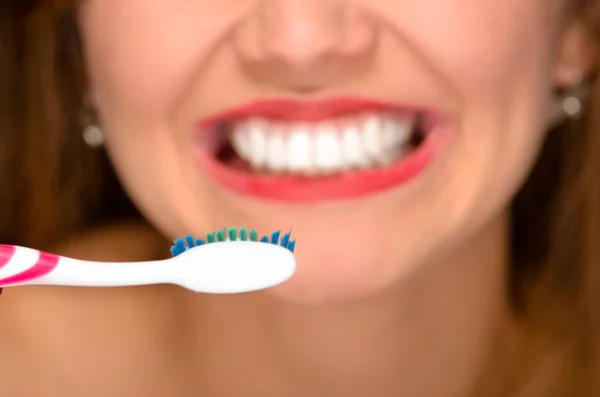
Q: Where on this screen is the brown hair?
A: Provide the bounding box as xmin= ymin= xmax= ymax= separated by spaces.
xmin=1 ymin=1 xmax=139 ymax=249
xmin=6 ymin=0 xmax=600 ymax=395
xmin=0 ymin=4 xmax=20 ymax=240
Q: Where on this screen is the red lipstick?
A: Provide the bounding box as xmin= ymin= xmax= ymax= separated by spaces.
xmin=194 ymin=97 xmax=451 ymax=203
xmin=199 ymin=97 xmax=412 ymax=126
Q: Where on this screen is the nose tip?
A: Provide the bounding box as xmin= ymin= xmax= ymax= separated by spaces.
xmin=260 ymin=1 xmax=342 ymax=69
xmin=233 ymin=1 xmax=378 ymax=90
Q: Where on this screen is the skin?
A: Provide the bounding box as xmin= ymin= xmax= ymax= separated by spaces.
xmin=0 ymin=0 xmax=595 ymax=396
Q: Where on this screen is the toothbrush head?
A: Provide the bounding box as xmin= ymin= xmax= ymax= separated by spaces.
xmin=169 ymin=227 xmax=297 ymax=293
xmin=170 ymin=227 xmax=296 ymax=257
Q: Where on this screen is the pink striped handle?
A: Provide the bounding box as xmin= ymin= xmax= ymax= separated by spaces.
xmin=0 ymin=245 xmax=61 ymax=293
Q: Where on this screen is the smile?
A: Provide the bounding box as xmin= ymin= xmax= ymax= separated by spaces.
xmin=194 ymin=97 xmax=451 ymax=203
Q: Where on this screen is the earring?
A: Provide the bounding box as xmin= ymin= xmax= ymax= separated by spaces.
xmin=81 ymin=95 xmax=105 ymax=148
xmin=548 ymin=69 xmax=592 ymax=128
xmin=82 ymin=124 xmax=105 ymax=148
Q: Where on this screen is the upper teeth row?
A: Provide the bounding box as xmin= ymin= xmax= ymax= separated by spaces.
xmin=229 ymin=114 xmax=415 ymax=175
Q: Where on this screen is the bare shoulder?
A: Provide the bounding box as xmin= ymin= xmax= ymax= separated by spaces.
xmin=52 ymin=218 xmax=170 ymax=261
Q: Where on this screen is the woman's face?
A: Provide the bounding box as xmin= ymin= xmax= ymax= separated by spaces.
xmin=78 ymin=0 xmax=581 ymax=302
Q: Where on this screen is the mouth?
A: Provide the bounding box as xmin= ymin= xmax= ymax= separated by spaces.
xmin=194 ymin=97 xmax=451 ymax=203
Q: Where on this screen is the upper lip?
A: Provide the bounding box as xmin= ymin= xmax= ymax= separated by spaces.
xmin=197 ymin=96 xmax=415 ymax=127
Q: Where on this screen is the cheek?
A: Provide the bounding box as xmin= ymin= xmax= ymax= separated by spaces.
xmin=78 ymin=0 xmax=243 ymax=124
xmin=373 ymin=0 xmax=558 ymax=99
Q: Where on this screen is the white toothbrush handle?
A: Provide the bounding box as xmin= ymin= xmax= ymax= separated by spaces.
xmin=32 ymin=258 xmax=174 ymax=287
xmin=0 ymin=245 xmax=175 ymax=288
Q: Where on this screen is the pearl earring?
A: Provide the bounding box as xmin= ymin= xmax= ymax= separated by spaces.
xmin=81 ymin=94 xmax=105 ymax=148
xmin=82 ymin=124 xmax=105 ymax=148
xmin=548 ymin=69 xmax=592 ymax=129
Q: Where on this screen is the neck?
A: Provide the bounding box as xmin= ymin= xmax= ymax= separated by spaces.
xmin=186 ymin=213 xmax=515 ymax=397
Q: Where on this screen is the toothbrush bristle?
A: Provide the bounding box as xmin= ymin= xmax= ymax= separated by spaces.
xmin=280 ymin=232 xmax=290 ymax=248
xmin=228 ymin=227 xmax=237 ymax=241
xmin=170 ymin=237 xmax=187 ymax=256
xmin=185 ymin=235 xmax=196 ymax=248
xmin=170 ymin=227 xmax=296 ymax=256
xmin=207 ymin=232 xmax=215 ymax=243
xmin=271 ymin=231 xmax=280 ymax=244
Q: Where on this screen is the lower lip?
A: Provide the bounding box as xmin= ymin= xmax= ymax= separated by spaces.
xmin=195 ymin=123 xmax=451 ymax=204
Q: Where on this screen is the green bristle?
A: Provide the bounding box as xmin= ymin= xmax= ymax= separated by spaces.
xmin=250 ymin=229 xmax=258 ymax=241
xmin=217 ymin=229 xmax=226 ymax=242
xmin=206 ymin=232 xmax=215 ymax=243
xmin=240 ymin=228 xmax=248 ymax=241
xmin=228 ymin=227 xmax=237 ymax=241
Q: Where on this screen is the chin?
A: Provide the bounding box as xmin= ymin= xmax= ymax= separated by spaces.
xmin=264 ymin=244 xmax=407 ymax=305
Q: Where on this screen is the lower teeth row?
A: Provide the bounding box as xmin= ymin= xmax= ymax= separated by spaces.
xmin=228 ymin=117 xmax=414 ymax=175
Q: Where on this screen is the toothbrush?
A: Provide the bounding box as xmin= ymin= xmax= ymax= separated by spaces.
xmin=0 ymin=227 xmax=296 ymax=294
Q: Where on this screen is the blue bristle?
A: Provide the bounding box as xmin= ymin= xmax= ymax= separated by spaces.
xmin=170 ymin=238 xmax=187 ymax=256
xmin=270 ymin=230 xmax=280 ymax=244
xmin=185 ymin=235 xmax=196 ymax=248
xmin=175 ymin=238 xmax=186 ymax=251
xmin=288 ymin=240 xmax=296 ymax=253
xmin=260 ymin=236 xmax=269 ymax=243
xmin=195 ymin=239 xmax=205 ymax=246
xmin=280 ymin=232 xmax=290 ymax=248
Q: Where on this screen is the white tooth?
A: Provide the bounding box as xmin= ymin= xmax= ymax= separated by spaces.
xmin=314 ymin=127 xmax=343 ymax=174
xmin=398 ymin=119 xmax=414 ymax=142
xmin=373 ymin=118 xmax=411 ymax=166
xmin=230 ymin=126 xmax=250 ymax=159
xmin=247 ymin=120 xmax=268 ymax=169
xmin=363 ymin=116 xmax=384 ymax=159
xmin=382 ymin=118 xmax=410 ymax=150
xmin=373 ymin=146 xmax=401 ymax=166
xmin=265 ymin=128 xmax=288 ymax=173
xmin=232 ymin=114 xmax=414 ymax=175
xmin=287 ymin=126 xmax=313 ymax=173
xmin=342 ymin=127 xmax=371 ymax=169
